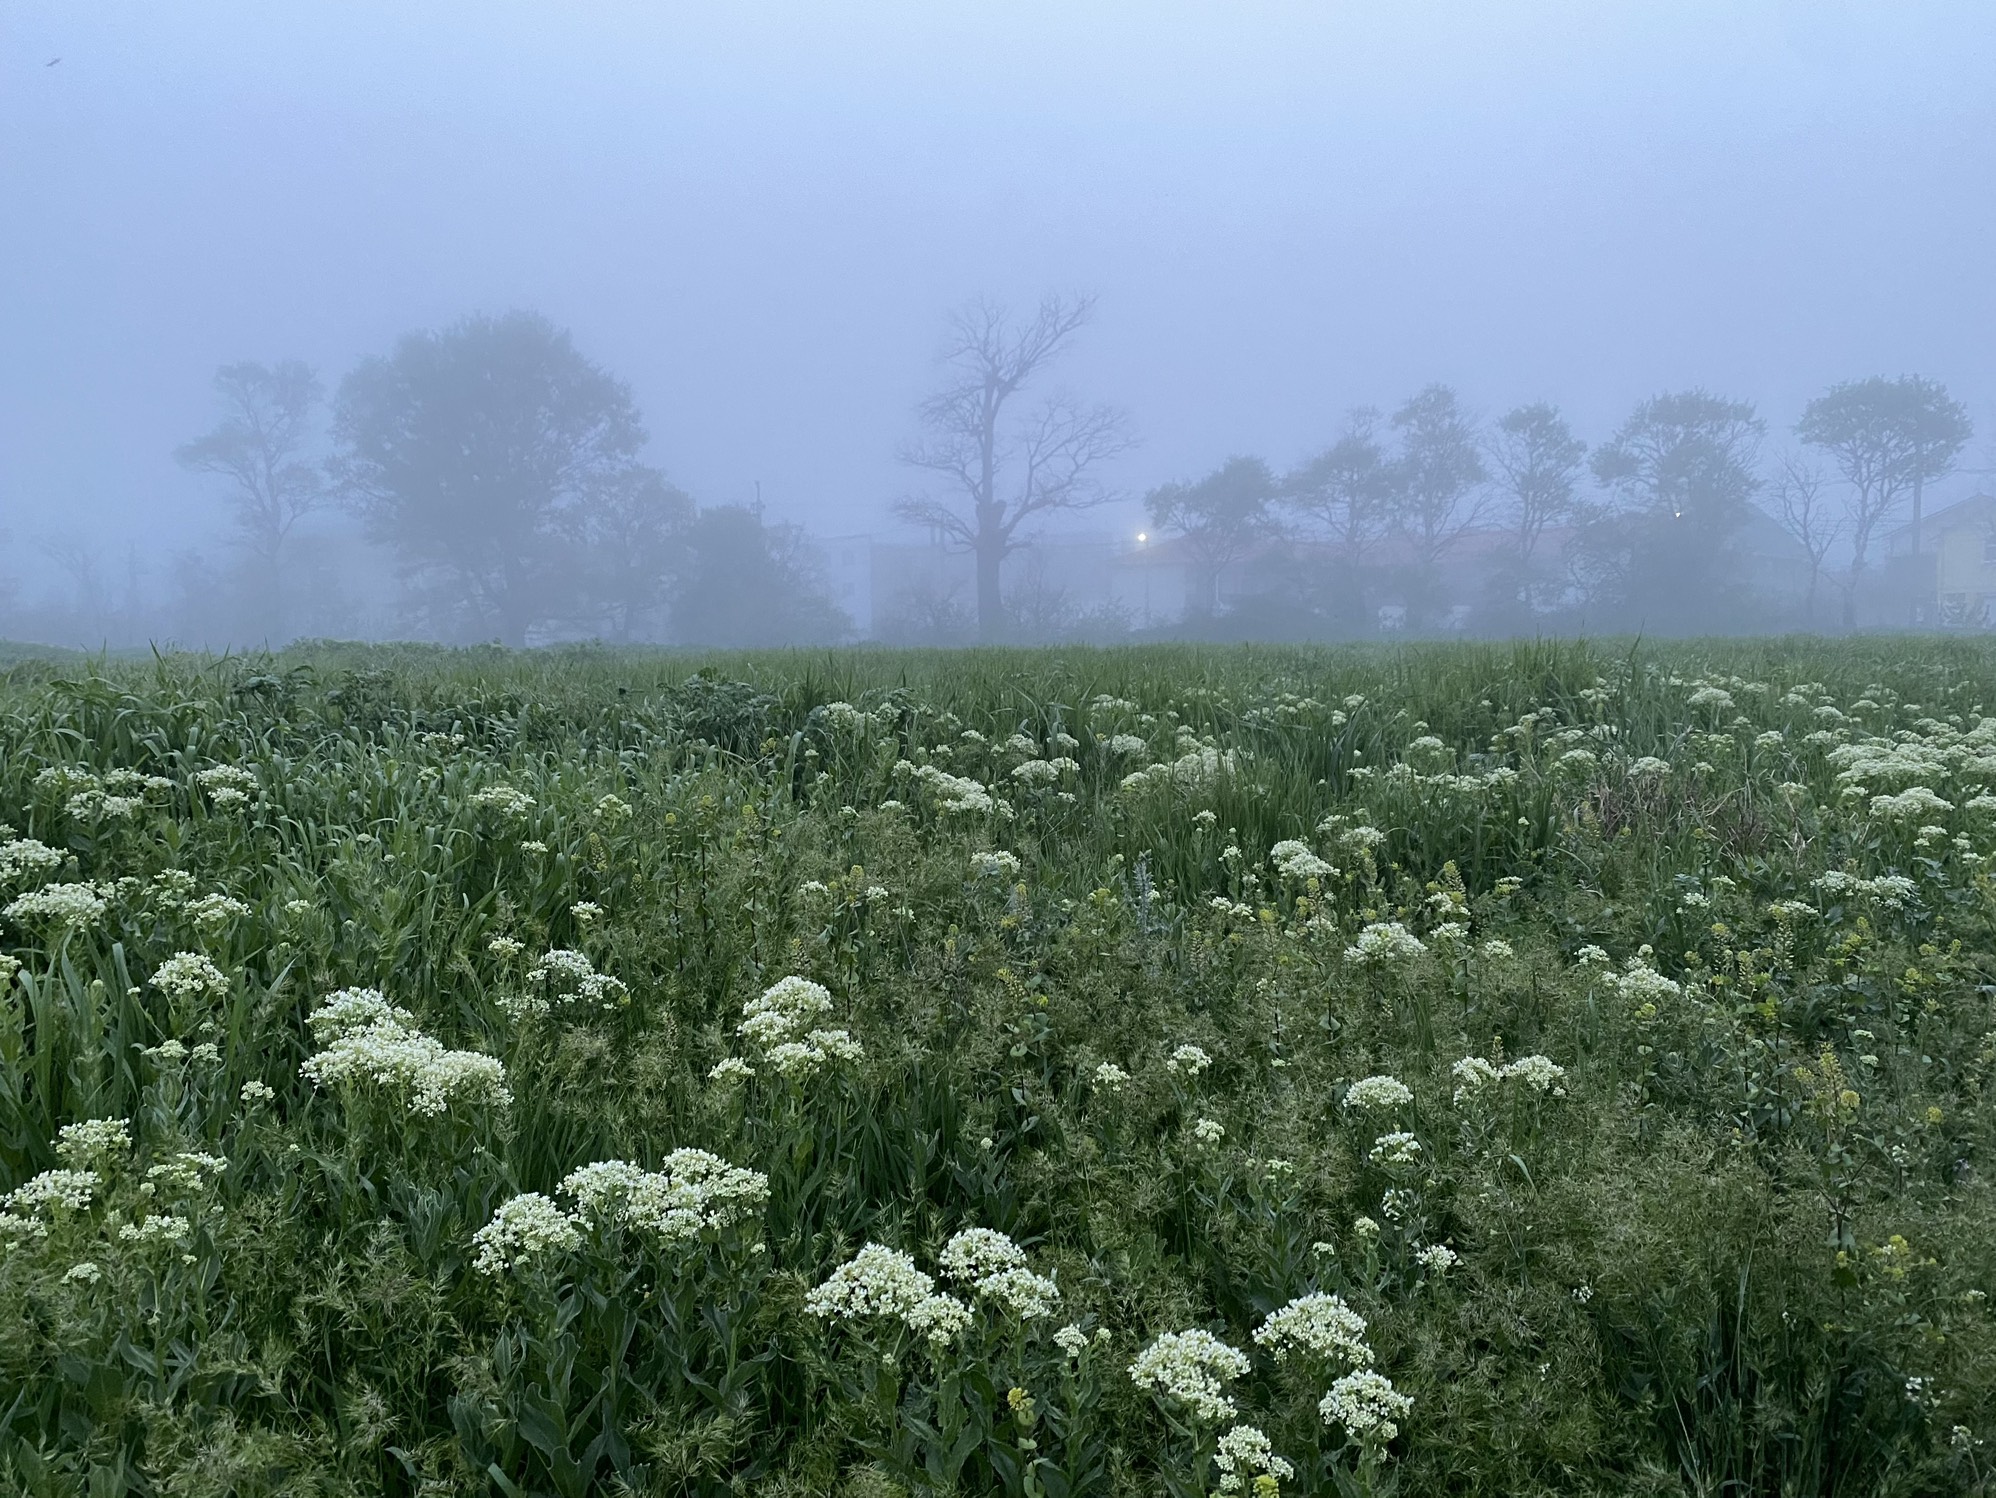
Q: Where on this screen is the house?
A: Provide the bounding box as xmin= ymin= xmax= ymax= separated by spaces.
xmin=1875 ymin=493 xmax=1996 ymax=628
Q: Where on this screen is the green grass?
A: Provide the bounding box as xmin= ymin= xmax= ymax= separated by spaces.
xmin=0 ymin=639 xmax=1992 ymax=1496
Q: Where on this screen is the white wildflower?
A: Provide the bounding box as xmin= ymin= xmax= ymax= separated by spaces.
xmin=1270 ymin=840 xmax=1334 ymax=881
xmin=1368 ymin=1131 xmax=1421 ymax=1167
xmin=0 ymin=838 xmax=64 ymax=887
xmin=468 ymin=785 xmax=535 ymax=817
xmin=1128 ymin=1329 xmax=1251 ymax=1424
xmin=1254 ymin=1292 xmax=1372 ymax=1368
xmin=55 ymin=1118 xmax=130 ymax=1170
xmin=1344 ymin=922 xmax=1427 ymax=967
xmin=1344 ymin=1075 xmax=1412 ymax=1110
xmin=472 ymin=1192 xmax=581 ymax=1276
xmin=1214 ymin=1425 xmax=1294 ymax=1494
xmin=4 ymin=881 xmax=109 ymax=931
xmin=1320 ymin=1368 xmax=1413 ymax=1443
xmin=151 ymin=952 xmax=229 ymax=1000
xmin=5 ymin=1167 xmax=100 ymax=1217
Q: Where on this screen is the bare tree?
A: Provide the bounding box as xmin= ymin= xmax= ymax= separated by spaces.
xmin=176 ymin=362 xmax=327 ymax=569
xmin=895 ymin=296 xmax=1133 ymax=640
xmin=1764 ymin=452 xmax=1844 ymax=629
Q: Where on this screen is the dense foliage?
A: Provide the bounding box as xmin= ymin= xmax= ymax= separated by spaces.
xmin=1 ymin=639 xmax=1993 ymax=1497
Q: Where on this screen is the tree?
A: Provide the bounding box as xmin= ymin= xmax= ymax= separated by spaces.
xmin=1144 ymin=456 xmax=1279 ymax=617
xmin=1281 ymin=409 xmax=1395 ymax=632
xmin=175 ymin=361 xmax=327 ymax=631
xmin=1589 ymin=389 xmax=1764 ymax=633
xmin=1490 ymin=402 xmax=1585 ymax=563
xmin=896 ymin=296 xmax=1133 ymax=640
xmin=668 ymin=505 xmax=850 ymax=647
xmin=1284 ymin=409 xmax=1393 ymax=559
xmin=1763 ymin=453 xmax=1844 ymax=630
xmin=333 ymin=312 xmax=650 ymax=646
xmin=1796 ymin=375 xmax=1973 ymax=625
xmin=566 ymin=468 xmax=695 ymax=642
xmin=1389 ymin=385 xmax=1486 ymax=627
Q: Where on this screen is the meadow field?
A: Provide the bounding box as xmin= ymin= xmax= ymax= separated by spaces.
xmin=1 ymin=639 xmax=1992 ymax=1497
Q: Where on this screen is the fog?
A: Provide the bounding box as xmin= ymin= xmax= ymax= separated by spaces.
xmin=3 ymin=2 xmax=1994 ymax=647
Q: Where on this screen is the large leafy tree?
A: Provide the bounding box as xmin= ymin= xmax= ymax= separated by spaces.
xmin=333 ymin=311 xmax=650 ymax=645
xmin=895 ymin=296 xmax=1133 ymax=641
xmin=1589 ymin=389 xmax=1764 ymax=632
xmin=1796 ymin=375 xmax=1972 ymax=624
xmin=1144 ymin=456 xmax=1279 ymax=617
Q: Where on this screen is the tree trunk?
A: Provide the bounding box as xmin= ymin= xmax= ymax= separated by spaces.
xmin=976 ymin=539 xmax=1004 ymax=642
xmin=1910 ymin=474 xmax=1926 ymax=626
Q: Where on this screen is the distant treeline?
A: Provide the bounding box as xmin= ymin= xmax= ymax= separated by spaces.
xmin=0 ymin=300 xmax=1977 ymax=648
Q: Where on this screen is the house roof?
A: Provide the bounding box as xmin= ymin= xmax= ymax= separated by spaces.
xmin=1883 ymin=493 xmax=1996 ymax=547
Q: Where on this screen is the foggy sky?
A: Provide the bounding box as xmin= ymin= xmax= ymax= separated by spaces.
xmin=4 ymin=1 xmax=1994 ymax=558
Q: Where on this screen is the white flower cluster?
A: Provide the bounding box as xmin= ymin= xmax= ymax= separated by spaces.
xmin=1253 ymin=1292 xmax=1373 ymax=1368
xmin=509 ymin=948 xmax=630 ymax=1018
xmin=1214 ymin=1424 xmax=1294 ymax=1494
xmin=908 ymin=763 xmax=1003 ymax=816
xmin=971 ymin=850 xmax=1022 ymax=879
xmin=1812 ymin=870 xmax=1920 ymax=910
xmin=1270 ymin=840 xmax=1335 ymax=881
xmin=468 ymin=784 xmax=535 ymax=817
xmin=1103 ymin=733 xmax=1148 ymax=756
xmin=1343 ymin=1075 xmax=1412 ymax=1111
xmin=1452 ymin=1053 xmax=1568 ymax=1102
xmin=1011 ymin=757 xmax=1078 ymax=786
xmin=1601 ymin=956 xmax=1682 ymax=1007
xmin=194 ymin=764 xmax=260 ymax=809
xmin=4 ymin=881 xmax=109 ymax=931
xmin=1167 ymin=1043 xmax=1212 ymax=1077
xmin=300 ymin=987 xmax=512 ymax=1117
xmin=151 ymin=952 xmax=230 ymax=1001
xmin=1870 ymin=786 xmax=1954 ymax=820
xmin=1192 ymin=1117 xmax=1226 ymax=1145
xmin=1128 ymin=1328 xmax=1252 ymax=1424
xmin=1093 ymin=1061 xmax=1129 ymax=1089
xmin=0 ymin=837 xmax=63 ymax=887
xmin=739 ymin=975 xmax=833 ymax=1048
xmin=1368 ymin=1131 xmax=1421 ymax=1168
xmin=56 ymin=1118 xmax=131 ymax=1170
xmin=1415 ymin=1243 xmax=1459 ymax=1276
xmin=735 ymin=975 xmax=865 ymax=1078
xmin=1344 ymin=922 xmax=1427 ymax=967
xmin=1319 ymin=1368 xmax=1413 ymax=1443
xmin=938 ymin=1226 xmax=1060 ymax=1318
xmin=562 ymin=1149 xmax=769 ymax=1242
xmin=471 ymin=1192 xmax=580 ymax=1276
xmin=5 ymin=1167 xmax=100 ymax=1219
xmin=806 ymin=1243 xmax=972 ymax=1349
xmin=185 ymin=893 xmax=251 ymax=928
xmin=817 ymin=701 xmax=870 ymax=733
xmin=118 ymin=1213 xmax=193 ymax=1248
xmin=143 ymin=1151 xmax=228 ymax=1200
